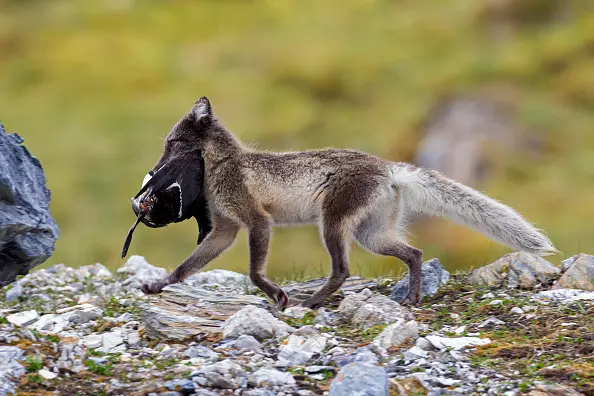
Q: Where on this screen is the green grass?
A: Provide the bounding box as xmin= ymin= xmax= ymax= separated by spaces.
xmin=84 ymin=359 xmax=113 ymax=376
xmin=24 ymin=356 xmax=43 ymax=372
xmin=1 ymin=1 xmax=593 ymax=277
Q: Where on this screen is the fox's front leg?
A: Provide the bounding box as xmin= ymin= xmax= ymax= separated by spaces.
xmin=141 ymin=221 xmax=239 ymax=294
xmin=247 ymin=214 xmax=289 ymax=310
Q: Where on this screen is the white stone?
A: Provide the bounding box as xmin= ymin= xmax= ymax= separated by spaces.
xmin=372 ymin=319 xmax=419 ymax=349
xmin=425 ymin=335 xmax=491 ymax=351
xmin=186 ymin=269 xmax=250 ymax=288
xmin=536 ymin=289 xmax=594 ymax=302
xmin=403 ymin=346 xmax=428 ymax=360
xmin=283 ymin=306 xmax=314 ymax=320
xmin=478 ymin=317 xmax=505 ymax=328
xmin=510 ymin=307 xmax=524 ymax=314
xmin=222 ymin=305 xmax=294 ymax=341
xmin=82 ymin=334 xmax=103 ymax=349
xmin=118 ymin=255 xmax=168 ymax=285
xmin=5 ymin=284 xmax=23 ymax=302
xmin=98 ymin=332 xmax=124 ymax=353
xmin=489 ymin=300 xmax=503 ymax=306
xmin=38 ymin=368 xmax=58 ymax=380
xmin=250 ymin=368 xmax=295 ymax=387
xmin=29 ymin=314 xmax=68 ymax=334
xmin=7 ymin=310 xmax=39 ymax=327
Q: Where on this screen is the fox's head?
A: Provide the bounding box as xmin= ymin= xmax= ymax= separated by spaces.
xmin=151 ymin=96 xmax=220 ymax=174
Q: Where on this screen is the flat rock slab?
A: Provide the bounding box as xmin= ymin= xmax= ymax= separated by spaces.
xmin=283 ymin=276 xmax=378 ymax=303
xmin=142 ymin=277 xmax=378 ymax=341
xmin=141 ymin=283 xmax=270 ymax=341
xmin=468 ymin=252 xmax=560 ymax=289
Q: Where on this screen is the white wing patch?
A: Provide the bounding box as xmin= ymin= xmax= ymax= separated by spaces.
xmin=166 ymin=182 xmax=183 ymax=218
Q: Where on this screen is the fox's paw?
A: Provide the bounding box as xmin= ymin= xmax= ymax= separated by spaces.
xmin=141 ymin=279 xmax=170 ymax=295
xmin=300 ymin=298 xmax=324 ymax=310
xmin=400 ymin=294 xmax=421 ymax=307
xmin=273 ymin=288 xmax=290 ymax=311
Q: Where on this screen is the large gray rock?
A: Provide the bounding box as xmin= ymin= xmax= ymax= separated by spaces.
xmin=329 ymin=362 xmax=389 ymax=396
xmin=391 ymin=258 xmax=450 ymax=303
xmin=468 ymin=252 xmax=560 ymax=288
xmin=0 ymin=123 xmax=59 ymax=288
xmin=554 ymin=253 xmax=594 ymax=290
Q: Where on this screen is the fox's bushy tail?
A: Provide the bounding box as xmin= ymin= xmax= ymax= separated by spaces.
xmin=389 ymin=163 xmax=557 ymax=256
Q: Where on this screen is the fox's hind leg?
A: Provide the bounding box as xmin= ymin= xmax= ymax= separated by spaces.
xmin=354 ymin=193 xmax=423 ymax=305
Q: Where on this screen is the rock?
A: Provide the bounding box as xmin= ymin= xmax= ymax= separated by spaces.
xmin=97 ymin=332 xmax=124 ymax=353
xmin=276 ymin=328 xmax=327 ymax=367
xmin=478 ymin=317 xmax=506 ymax=328
xmin=554 ymin=253 xmax=594 ymax=290
xmin=372 ymin=319 xmax=419 ymax=349
xmin=0 ymin=124 xmax=59 ymax=289
xmin=249 ymin=368 xmax=295 ymax=387
xmin=186 ymin=345 xmax=219 ymax=361
xmin=425 ymin=335 xmax=491 ymax=351
xmin=392 ymin=377 xmax=430 ymax=396
xmin=165 ymin=378 xmax=195 ymax=392
xmin=282 ymin=306 xmax=314 ymax=319
xmin=535 ymin=289 xmax=594 ymax=302
xmin=0 ymin=346 xmax=25 ymax=395
xmin=186 ymin=269 xmax=250 ymax=288
xmin=390 ymin=259 xmax=450 ymax=303
xmin=415 ymin=337 xmax=434 ymax=351
xmin=403 ymin=346 xmax=428 ymax=360
xmin=29 ymin=314 xmax=68 ymax=334
xmin=510 ymin=307 xmax=524 ymax=314
xmin=314 ymin=308 xmax=339 ymax=326
xmin=284 ymin=276 xmax=378 ymax=303
xmin=126 ymin=331 xmax=141 ymax=347
xmin=5 ymin=284 xmax=22 ymax=302
xmin=412 ymin=94 xmax=542 ymax=186
xmin=67 ymin=307 xmax=103 ymax=324
xmin=142 ymin=283 xmax=270 ymax=341
xmin=331 ymin=347 xmax=379 ymax=368
xmin=222 ymin=305 xmax=294 ymax=341
xmin=232 ymin=335 xmax=262 ymax=352
xmin=468 ymin=252 xmax=560 ymax=288
xmin=118 ymin=255 xmax=168 ymax=287
xmin=527 ymin=383 xmax=584 ymax=396
xmin=82 ymin=334 xmax=103 ymax=349
xmin=329 ymin=362 xmax=389 ymax=396
xmin=6 ymin=310 xmax=39 ymax=326
xmin=193 ymin=359 xmax=247 ymax=389
xmin=38 ymin=368 xmax=58 ymax=379
xmin=337 ymin=289 xmax=413 ymax=326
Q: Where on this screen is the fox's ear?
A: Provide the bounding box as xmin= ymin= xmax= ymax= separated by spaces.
xmin=192 ymin=97 xmax=213 ymax=122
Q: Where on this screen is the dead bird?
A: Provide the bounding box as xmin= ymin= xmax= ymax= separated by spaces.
xmin=121 ymin=154 xmax=211 ymax=259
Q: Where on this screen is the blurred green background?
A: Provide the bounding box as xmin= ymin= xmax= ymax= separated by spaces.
xmin=1 ymin=0 xmax=594 ymax=280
